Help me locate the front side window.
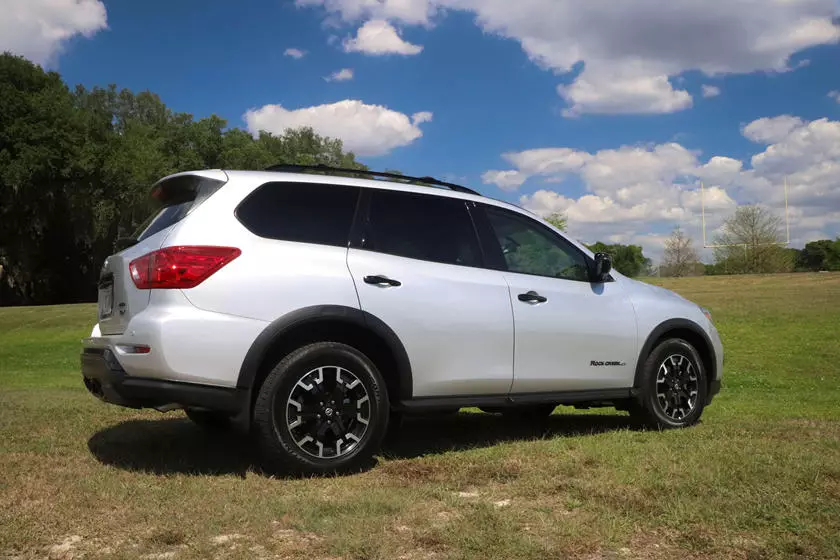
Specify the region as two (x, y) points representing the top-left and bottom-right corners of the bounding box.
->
(236, 181), (360, 247)
(484, 206), (590, 282)
(364, 189), (481, 267)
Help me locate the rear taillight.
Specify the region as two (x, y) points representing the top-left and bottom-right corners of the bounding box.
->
(129, 246), (241, 289)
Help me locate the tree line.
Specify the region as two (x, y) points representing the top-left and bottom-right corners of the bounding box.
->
(660, 205), (840, 277)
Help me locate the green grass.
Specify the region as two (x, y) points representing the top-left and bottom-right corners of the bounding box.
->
(2, 273), (839, 559)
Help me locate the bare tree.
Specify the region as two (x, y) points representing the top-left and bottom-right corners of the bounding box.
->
(662, 226), (699, 277)
(713, 205), (792, 274)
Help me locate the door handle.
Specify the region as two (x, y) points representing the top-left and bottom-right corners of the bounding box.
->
(363, 275), (402, 287)
(518, 291), (547, 304)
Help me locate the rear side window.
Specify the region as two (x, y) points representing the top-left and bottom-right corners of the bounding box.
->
(363, 189), (482, 267)
(236, 182), (360, 247)
(134, 175), (226, 242)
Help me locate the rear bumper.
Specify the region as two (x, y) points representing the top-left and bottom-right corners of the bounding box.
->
(81, 348), (245, 413)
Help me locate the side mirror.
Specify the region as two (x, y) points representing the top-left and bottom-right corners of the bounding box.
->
(592, 252), (612, 282)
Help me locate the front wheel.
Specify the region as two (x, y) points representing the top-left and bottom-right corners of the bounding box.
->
(252, 342), (389, 475)
(629, 338), (708, 429)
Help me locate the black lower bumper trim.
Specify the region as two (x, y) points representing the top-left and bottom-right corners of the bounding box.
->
(81, 348), (245, 413)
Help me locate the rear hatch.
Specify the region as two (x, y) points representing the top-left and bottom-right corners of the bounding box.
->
(97, 171), (228, 335)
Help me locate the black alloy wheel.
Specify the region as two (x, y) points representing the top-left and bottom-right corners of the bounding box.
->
(629, 338), (707, 429)
(253, 342), (389, 475)
(283, 365), (372, 459)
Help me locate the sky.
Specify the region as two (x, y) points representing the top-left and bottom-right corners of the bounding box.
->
(2, 0), (840, 262)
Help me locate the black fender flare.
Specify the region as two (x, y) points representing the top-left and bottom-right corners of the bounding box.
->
(633, 318), (717, 388)
(235, 304), (413, 402)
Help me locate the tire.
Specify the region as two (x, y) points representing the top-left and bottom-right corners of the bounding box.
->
(629, 338), (708, 429)
(184, 408), (231, 432)
(253, 342), (389, 476)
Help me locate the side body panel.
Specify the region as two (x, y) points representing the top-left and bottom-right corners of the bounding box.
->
(347, 248), (515, 397)
(505, 274), (638, 393)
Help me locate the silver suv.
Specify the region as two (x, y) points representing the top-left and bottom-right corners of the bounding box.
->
(81, 165), (723, 474)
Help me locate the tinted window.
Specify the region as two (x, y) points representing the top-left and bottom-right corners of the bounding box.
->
(236, 182), (360, 247)
(134, 176), (225, 242)
(365, 190), (481, 267)
(484, 206), (590, 282)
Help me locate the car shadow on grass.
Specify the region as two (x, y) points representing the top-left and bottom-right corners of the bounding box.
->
(87, 410), (633, 477)
(87, 417), (255, 477)
(385, 411), (633, 460)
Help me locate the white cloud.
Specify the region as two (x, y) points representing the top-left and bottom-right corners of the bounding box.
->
(742, 115), (805, 144)
(343, 19), (423, 55)
(829, 91), (840, 103)
(325, 68), (354, 81)
(559, 72), (692, 116)
(411, 111), (433, 124)
(296, 0), (436, 26)
(284, 48), (306, 59)
(702, 85), (721, 98)
(300, 0), (840, 115)
(482, 170), (527, 191)
(0, 0), (107, 65)
(697, 156), (743, 185)
(748, 118), (840, 208)
(486, 115), (840, 256)
(244, 99), (431, 156)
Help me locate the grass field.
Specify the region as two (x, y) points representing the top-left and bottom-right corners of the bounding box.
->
(1, 274), (839, 559)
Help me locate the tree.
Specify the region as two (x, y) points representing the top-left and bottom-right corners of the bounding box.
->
(0, 52), (367, 306)
(797, 239), (840, 271)
(585, 242), (648, 277)
(713, 205), (793, 274)
(545, 213), (567, 232)
(0, 53), (88, 304)
(661, 226), (699, 277)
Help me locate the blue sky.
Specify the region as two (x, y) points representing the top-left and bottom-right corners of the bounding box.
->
(4, 0), (840, 260)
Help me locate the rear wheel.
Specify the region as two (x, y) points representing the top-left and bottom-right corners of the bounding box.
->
(630, 338), (707, 429)
(184, 408), (231, 432)
(253, 342), (389, 475)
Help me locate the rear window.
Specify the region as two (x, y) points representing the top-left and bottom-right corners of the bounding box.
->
(235, 181), (360, 247)
(133, 175), (226, 242)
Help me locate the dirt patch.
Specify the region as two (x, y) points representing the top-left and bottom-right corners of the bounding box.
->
(210, 534), (245, 546)
(46, 535), (82, 560)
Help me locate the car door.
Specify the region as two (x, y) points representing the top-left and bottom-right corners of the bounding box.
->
(476, 204), (637, 394)
(347, 189), (514, 398)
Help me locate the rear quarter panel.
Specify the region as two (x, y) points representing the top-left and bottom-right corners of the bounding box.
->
(162, 175), (360, 322)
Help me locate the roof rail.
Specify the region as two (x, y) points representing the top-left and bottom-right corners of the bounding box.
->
(263, 163), (481, 196)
